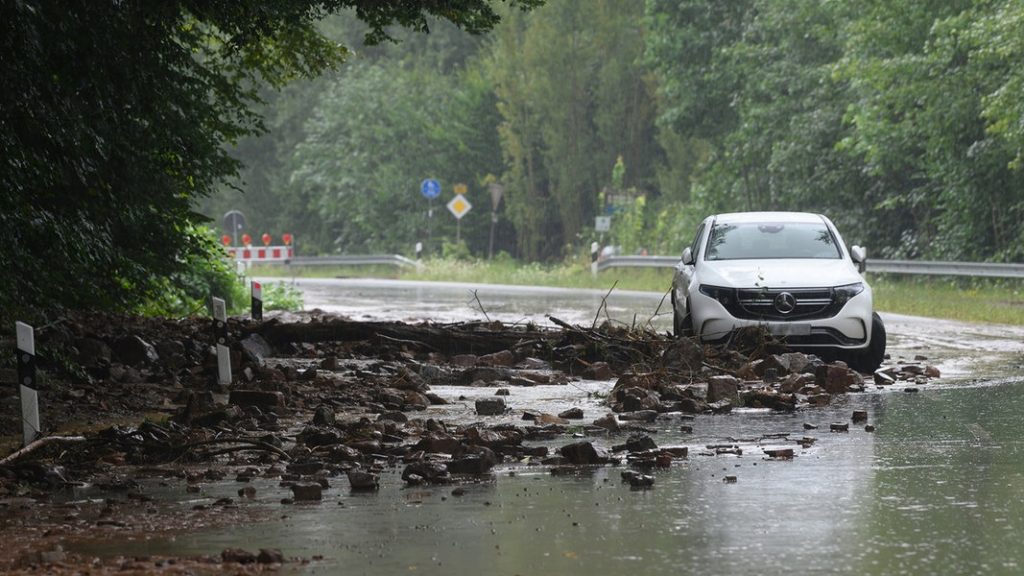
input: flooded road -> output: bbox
[277,277,1024,380]
[94,278,1024,574]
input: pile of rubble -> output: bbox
[0,312,942,496]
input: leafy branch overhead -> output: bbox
[0,0,540,320]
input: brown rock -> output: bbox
[416,434,461,454]
[457,366,511,385]
[222,548,257,564]
[559,441,610,465]
[780,352,812,374]
[229,390,285,408]
[75,337,111,367]
[593,413,620,432]
[582,361,616,380]
[536,413,569,425]
[753,355,790,379]
[661,338,704,373]
[816,363,863,394]
[112,335,159,366]
[708,399,733,414]
[706,375,740,404]
[257,549,285,564]
[447,447,499,475]
[475,397,507,416]
[558,407,584,420]
[290,484,322,501]
[618,410,659,422]
[763,448,794,459]
[402,461,450,484]
[346,469,380,491]
[621,470,654,487]
[451,354,478,367]
[479,350,516,367]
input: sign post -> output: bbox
[212,298,232,386]
[421,179,441,254]
[447,195,472,242]
[15,322,40,446]
[488,182,504,259]
[223,210,246,248]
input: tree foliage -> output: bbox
[0,0,539,320]
[92,0,1024,286]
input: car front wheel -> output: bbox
[848,312,886,373]
[672,296,694,338]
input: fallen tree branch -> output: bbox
[183,437,291,461]
[0,436,87,466]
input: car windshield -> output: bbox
[705,221,841,260]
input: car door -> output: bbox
[673,219,707,314]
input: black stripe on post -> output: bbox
[17,348,36,391]
[251,281,263,321]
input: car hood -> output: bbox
[698,259,862,289]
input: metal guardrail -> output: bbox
[597,255,1024,279]
[864,259,1024,278]
[278,254,423,269]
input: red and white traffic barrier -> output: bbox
[222,233,294,262]
[226,246,294,262]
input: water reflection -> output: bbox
[75,381,1024,575]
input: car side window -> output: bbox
[690,223,705,261]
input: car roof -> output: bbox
[712,211,826,224]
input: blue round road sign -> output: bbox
[421,179,441,199]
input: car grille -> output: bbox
[726,288,839,321]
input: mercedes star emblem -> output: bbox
[774,292,797,314]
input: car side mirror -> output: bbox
[681,247,694,265]
[850,245,867,272]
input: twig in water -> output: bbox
[468,289,492,323]
[647,289,672,330]
[592,280,619,329]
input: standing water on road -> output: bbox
[84,278,1024,574]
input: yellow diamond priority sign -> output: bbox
[447,195,472,220]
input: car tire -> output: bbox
[848,312,886,373]
[673,298,694,338]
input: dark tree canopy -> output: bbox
[0,0,541,320]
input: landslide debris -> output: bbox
[0,312,939,496]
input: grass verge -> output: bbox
[251,258,1024,324]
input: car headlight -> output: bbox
[833,282,865,305]
[699,284,734,305]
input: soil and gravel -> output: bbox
[0,311,940,573]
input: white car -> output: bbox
[671,211,886,372]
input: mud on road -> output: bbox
[0,311,944,572]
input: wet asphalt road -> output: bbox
[268,276,1024,381]
[90,277,1024,575]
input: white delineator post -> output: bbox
[590,241,600,278]
[16,322,40,446]
[212,298,232,386]
[251,281,263,321]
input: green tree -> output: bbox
[0,0,541,320]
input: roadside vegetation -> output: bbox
[253,259,1024,325]
[6,0,1024,324]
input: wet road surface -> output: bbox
[85,278,1024,575]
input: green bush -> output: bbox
[261,281,304,311]
[136,228,247,317]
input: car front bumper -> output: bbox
[691,289,873,350]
